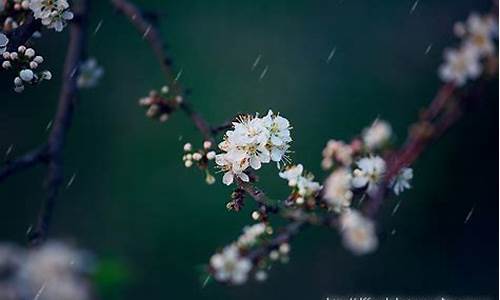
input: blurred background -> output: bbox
[0,0,498,299]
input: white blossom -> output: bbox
[29,0,73,32]
[464,13,497,57]
[352,156,386,196]
[439,44,481,86]
[390,167,413,195]
[278,164,303,187]
[340,210,378,255]
[261,110,292,165]
[279,164,321,198]
[362,120,392,150]
[77,58,104,88]
[323,168,353,212]
[0,33,8,54]
[210,244,252,285]
[215,151,249,185]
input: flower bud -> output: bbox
[2,61,11,69]
[183,143,192,152]
[24,48,35,58]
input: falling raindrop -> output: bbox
[174,68,183,83]
[66,173,77,189]
[259,65,269,81]
[70,66,78,78]
[464,205,475,224]
[251,54,262,71]
[5,144,14,158]
[142,25,152,39]
[326,46,337,64]
[391,200,402,216]
[202,275,211,288]
[33,282,47,300]
[45,120,53,132]
[410,0,419,14]
[425,44,433,55]
[93,19,103,36]
[26,225,32,235]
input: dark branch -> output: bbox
[6,14,42,51]
[111,0,214,142]
[0,145,48,183]
[28,0,89,247]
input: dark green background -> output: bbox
[0,0,498,299]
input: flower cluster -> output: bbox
[439,12,498,86]
[29,0,74,32]
[216,110,292,185]
[319,120,413,254]
[1,45,52,92]
[0,241,93,300]
[279,164,321,206]
[139,86,183,122]
[1,0,32,33]
[182,141,217,184]
[209,222,289,285]
[77,57,104,89]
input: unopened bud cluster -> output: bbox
[139,86,183,122]
[182,141,217,184]
[1,46,52,92]
[1,0,32,32]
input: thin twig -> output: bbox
[0,145,48,182]
[6,15,42,52]
[111,0,214,142]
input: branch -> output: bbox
[28,0,89,246]
[0,145,48,183]
[6,14,42,52]
[111,0,214,142]
[236,179,280,214]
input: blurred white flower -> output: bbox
[323,168,353,212]
[77,58,104,88]
[321,139,353,169]
[237,223,266,248]
[210,244,252,285]
[0,241,93,300]
[340,210,378,255]
[390,167,413,195]
[352,156,386,196]
[362,120,392,150]
[0,33,9,54]
[439,44,481,86]
[464,13,497,56]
